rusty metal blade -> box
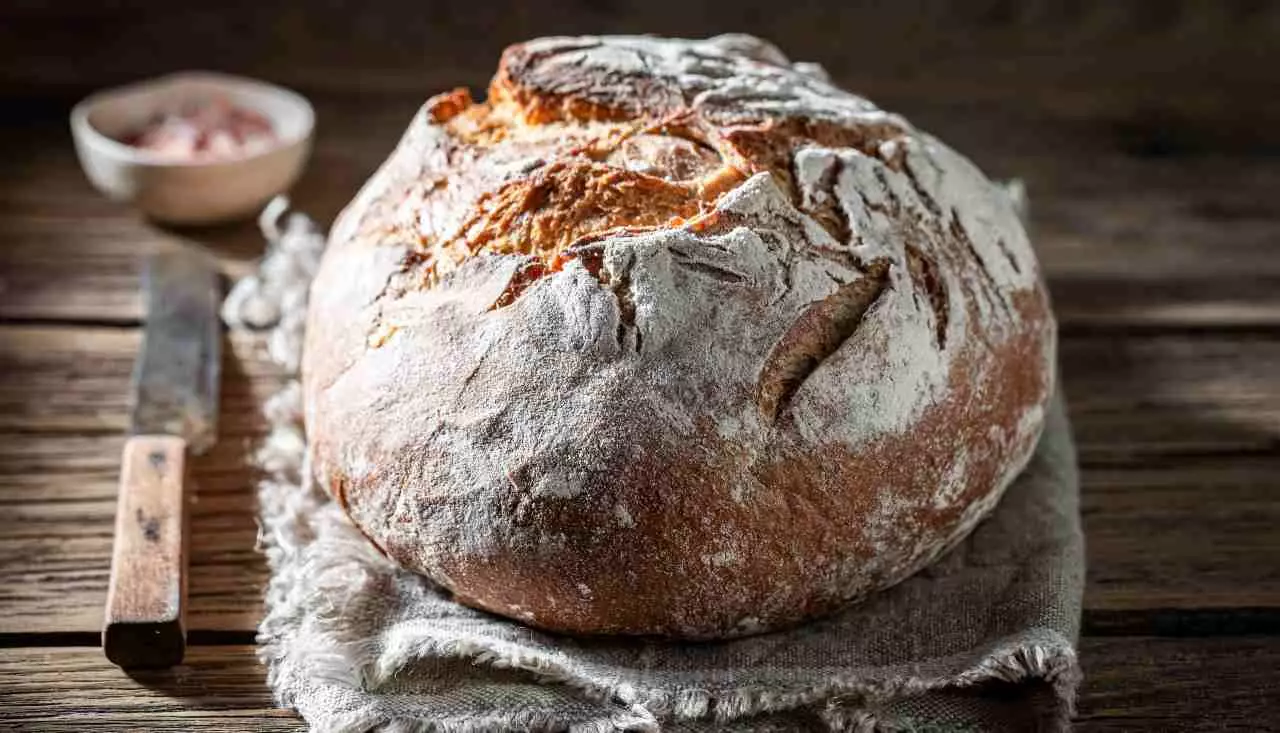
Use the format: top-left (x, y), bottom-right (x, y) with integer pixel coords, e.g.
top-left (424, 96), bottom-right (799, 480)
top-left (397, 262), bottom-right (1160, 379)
top-left (128, 249), bottom-right (222, 454)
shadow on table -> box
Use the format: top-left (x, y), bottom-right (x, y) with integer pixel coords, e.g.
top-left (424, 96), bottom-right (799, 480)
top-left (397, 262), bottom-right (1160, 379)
top-left (1062, 328), bottom-right (1280, 631)
top-left (118, 650), bottom-right (302, 729)
top-left (179, 323), bottom-right (278, 638)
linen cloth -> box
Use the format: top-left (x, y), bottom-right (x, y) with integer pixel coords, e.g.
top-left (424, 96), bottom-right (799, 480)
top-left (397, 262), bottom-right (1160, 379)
top-left (226, 199), bottom-right (1083, 732)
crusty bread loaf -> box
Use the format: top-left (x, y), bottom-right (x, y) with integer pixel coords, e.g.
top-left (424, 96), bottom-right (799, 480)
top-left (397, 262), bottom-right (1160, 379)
top-left (303, 34), bottom-right (1055, 639)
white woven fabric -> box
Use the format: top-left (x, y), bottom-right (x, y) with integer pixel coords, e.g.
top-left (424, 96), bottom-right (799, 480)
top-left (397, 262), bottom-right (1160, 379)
top-left (226, 199), bottom-right (1082, 732)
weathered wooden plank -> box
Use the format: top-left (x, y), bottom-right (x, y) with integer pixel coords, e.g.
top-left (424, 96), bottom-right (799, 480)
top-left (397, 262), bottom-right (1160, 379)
top-left (0, 327), bottom-right (282, 633)
top-left (0, 451), bottom-right (268, 634)
top-left (0, 646), bottom-right (300, 732)
top-left (0, 325), bottom-right (285, 434)
top-left (1082, 460), bottom-right (1280, 612)
top-left (2, 324), bottom-right (1278, 632)
top-left (0, 492), bottom-right (267, 636)
top-left (1, 638), bottom-right (1276, 730)
top-left (1075, 636), bottom-right (1280, 731)
top-left (2, 92), bottom-right (1279, 326)
top-left (1061, 333), bottom-right (1280, 462)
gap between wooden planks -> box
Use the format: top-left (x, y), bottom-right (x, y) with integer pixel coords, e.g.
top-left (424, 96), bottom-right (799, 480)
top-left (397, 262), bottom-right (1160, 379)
top-left (0, 324), bottom-right (1278, 634)
top-left (0, 637), bottom-right (1278, 731)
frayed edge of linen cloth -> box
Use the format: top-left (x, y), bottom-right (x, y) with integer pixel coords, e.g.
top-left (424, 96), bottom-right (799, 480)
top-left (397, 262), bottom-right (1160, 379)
top-left (228, 195), bottom-right (1083, 732)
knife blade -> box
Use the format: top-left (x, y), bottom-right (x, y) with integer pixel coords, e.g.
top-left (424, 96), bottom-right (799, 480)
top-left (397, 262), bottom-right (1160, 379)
top-left (103, 249), bottom-right (222, 669)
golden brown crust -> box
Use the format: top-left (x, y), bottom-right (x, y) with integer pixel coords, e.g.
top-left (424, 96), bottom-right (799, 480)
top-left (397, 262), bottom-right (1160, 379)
top-left (458, 162), bottom-right (705, 258)
top-left (304, 35), bottom-right (1056, 639)
top-left (357, 37), bottom-right (913, 295)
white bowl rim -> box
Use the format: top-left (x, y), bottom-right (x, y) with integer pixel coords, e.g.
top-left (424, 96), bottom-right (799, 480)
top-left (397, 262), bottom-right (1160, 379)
top-left (70, 70), bottom-right (315, 169)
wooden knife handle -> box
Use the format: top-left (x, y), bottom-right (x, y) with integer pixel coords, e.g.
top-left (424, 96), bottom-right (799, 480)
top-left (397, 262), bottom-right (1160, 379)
top-left (103, 435), bottom-right (189, 668)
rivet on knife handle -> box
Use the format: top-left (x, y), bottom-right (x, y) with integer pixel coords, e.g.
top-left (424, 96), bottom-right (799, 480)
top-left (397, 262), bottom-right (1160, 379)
top-left (104, 435), bottom-right (190, 668)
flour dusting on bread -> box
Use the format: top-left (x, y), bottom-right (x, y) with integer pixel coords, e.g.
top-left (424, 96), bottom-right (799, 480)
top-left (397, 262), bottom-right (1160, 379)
top-left (303, 34), bottom-right (1055, 639)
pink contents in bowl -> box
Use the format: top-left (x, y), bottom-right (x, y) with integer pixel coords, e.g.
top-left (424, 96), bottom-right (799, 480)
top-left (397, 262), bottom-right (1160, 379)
top-left (121, 97), bottom-right (278, 162)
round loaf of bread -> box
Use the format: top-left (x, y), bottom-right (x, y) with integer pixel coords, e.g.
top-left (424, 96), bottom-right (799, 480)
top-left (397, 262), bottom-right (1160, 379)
top-left (303, 34), bottom-right (1055, 639)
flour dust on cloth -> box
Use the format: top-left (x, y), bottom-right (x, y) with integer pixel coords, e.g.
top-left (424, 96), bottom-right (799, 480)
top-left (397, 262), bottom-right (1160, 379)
top-left (227, 195), bottom-right (1083, 732)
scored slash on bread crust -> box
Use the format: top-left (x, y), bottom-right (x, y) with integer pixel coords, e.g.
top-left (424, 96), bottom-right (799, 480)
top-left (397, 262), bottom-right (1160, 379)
top-left (351, 42), bottom-right (911, 305)
top-left (303, 35), bottom-right (1055, 639)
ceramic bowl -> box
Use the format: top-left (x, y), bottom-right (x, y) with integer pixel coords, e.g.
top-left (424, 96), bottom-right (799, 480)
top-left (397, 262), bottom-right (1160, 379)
top-left (71, 71), bottom-right (314, 225)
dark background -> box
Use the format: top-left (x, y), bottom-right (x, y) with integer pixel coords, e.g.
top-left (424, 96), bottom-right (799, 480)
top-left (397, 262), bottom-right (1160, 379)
top-left (5, 0), bottom-right (1277, 149)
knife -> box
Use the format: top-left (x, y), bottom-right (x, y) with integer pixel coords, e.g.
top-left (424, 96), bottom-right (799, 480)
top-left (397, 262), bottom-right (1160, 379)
top-left (103, 249), bottom-right (222, 669)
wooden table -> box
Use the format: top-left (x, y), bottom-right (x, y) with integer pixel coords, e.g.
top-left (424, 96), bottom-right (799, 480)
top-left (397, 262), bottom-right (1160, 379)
top-left (1, 2), bottom-right (1277, 729)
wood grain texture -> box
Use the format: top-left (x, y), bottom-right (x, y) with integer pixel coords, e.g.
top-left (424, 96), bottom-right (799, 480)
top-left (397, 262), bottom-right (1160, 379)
top-left (1083, 460), bottom-right (1280, 612)
top-left (1063, 333), bottom-right (1280, 463)
top-left (1, 639), bottom-right (1276, 731)
top-left (2, 324), bottom-right (1278, 633)
top-left (0, 646), bottom-right (301, 732)
top-left (0, 327), bottom-right (280, 634)
top-left (1075, 636), bottom-right (1280, 731)
top-left (103, 435), bottom-right (189, 668)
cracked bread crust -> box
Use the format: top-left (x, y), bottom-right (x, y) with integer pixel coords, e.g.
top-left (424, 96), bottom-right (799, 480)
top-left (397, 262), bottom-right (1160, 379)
top-left (303, 34), bottom-right (1056, 639)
